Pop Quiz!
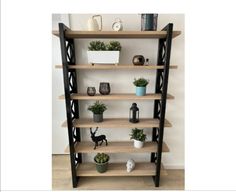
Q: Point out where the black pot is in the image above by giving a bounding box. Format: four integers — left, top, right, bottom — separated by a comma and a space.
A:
99, 82, 110, 95
132, 55, 145, 65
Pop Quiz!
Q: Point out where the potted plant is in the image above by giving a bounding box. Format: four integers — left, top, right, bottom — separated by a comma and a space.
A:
133, 78, 149, 96
94, 153, 110, 173
87, 40, 122, 64
88, 101, 107, 122
130, 128, 147, 148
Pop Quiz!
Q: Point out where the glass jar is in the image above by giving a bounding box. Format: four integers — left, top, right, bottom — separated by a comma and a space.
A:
99, 82, 110, 95
87, 87, 96, 96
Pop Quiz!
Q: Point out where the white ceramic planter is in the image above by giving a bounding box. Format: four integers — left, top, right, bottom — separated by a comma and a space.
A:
133, 139, 144, 148
87, 51, 120, 64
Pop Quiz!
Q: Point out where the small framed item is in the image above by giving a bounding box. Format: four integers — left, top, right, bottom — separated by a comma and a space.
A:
112, 18, 123, 31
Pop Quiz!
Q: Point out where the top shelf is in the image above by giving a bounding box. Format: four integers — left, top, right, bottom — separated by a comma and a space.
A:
52, 30, 181, 39
55, 64, 178, 70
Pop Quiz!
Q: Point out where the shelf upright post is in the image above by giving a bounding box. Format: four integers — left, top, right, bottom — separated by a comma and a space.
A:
58, 23, 81, 188
152, 23, 173, 187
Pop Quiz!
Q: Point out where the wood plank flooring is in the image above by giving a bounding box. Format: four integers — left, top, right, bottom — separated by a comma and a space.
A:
52, 154, 184, 190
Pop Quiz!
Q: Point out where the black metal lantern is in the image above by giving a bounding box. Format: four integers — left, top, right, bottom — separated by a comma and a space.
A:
129, 103, 139, 123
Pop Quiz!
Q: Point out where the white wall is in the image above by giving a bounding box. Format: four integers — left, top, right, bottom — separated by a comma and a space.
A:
52, 14, 70, 154
52, 14, 184, 169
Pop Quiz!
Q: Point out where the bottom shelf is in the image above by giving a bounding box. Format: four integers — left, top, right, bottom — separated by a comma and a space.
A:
76, 162, 167, 177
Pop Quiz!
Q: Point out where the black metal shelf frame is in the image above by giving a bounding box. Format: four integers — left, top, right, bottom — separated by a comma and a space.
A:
59, 23, 81, 187
150, 23, 173, 187
58, 23, 173, 188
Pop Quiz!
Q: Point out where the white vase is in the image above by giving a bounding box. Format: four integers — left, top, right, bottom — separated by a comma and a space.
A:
87, 51, 120, 64
134, 139, 144, 148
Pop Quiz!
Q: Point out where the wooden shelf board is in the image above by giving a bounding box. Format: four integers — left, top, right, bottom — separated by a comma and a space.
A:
76, 162, 167, 177
65, 141, 169, 153
59, 93, 174, 100
62, 118, 172, 128
52, 30, 181, 39
55, 64, 178, 70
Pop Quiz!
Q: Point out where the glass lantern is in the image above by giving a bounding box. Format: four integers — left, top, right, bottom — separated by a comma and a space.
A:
129, 103, 139, 123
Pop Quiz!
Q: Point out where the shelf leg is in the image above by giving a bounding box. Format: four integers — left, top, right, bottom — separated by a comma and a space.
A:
153, 23, 173, 187
58, 23, 82, 188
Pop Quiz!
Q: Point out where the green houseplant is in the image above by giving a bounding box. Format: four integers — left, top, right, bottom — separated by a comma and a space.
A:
133, 78, 149, 96
88, 41, 106, 51
94, 153, 110, 173
87, 41, 122, 64
130, 128, 147, 148
105, 41, 122, 51
88, 101, 107, 122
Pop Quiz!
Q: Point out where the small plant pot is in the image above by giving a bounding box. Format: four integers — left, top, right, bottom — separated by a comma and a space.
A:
95, 162, 109, 173
135, 86, 146, 96
87, 51, 120, 64
134, 139, 144, 148
93, 113, 103, 122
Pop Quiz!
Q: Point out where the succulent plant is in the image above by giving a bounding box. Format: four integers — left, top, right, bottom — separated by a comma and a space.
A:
106, 41, 122, 51
94, 153, 110, 164
88, 41, 106, 51
88, 41, 121, 51
130, 128, 147, 142
88, 101, 107, 114
133, 78, 149, 87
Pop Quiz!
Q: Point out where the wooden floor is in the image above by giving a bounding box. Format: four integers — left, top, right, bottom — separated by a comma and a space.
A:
52, 155, 184, 190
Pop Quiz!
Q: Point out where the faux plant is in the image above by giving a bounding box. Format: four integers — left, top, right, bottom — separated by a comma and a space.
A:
94, 153, 110, 164
88, 101, 107, 114
88, 41, 106, 51
130, 128, 147, 142
88, 41, 122, 51
106, 41, 122, 51
133, 78, 149, 87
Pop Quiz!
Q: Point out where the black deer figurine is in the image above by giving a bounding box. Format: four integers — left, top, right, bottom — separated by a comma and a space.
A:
90, 127, 108, 150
